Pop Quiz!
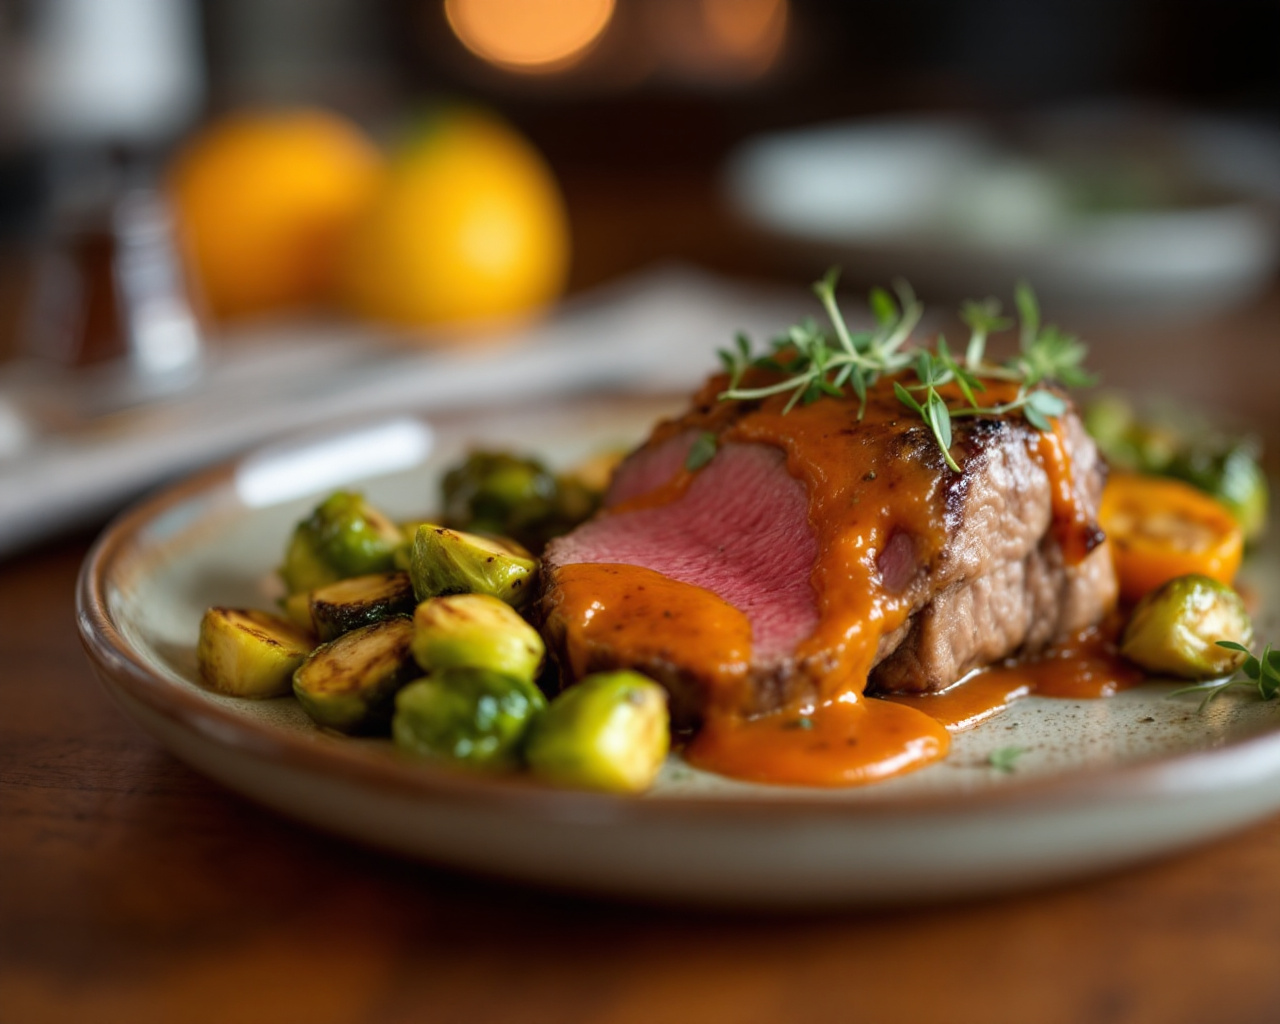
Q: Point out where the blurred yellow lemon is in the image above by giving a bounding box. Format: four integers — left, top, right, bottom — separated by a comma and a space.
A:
339, 108, 570, 329
169, 109, 382, 321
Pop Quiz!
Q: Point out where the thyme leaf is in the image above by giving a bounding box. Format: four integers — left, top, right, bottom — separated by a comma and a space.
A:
717, 270, 1095, 470
1172, 641, 1280, 711
685, 431, 718, 471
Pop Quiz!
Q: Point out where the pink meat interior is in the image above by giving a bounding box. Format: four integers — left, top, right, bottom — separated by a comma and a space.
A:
552, 434, 818, 664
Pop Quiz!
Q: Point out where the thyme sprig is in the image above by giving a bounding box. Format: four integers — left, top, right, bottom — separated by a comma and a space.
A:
1172, 641, 1280, 711
718, 271, 1095, 471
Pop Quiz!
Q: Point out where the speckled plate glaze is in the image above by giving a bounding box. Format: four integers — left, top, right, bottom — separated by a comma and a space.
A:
78, 396, 1280, 907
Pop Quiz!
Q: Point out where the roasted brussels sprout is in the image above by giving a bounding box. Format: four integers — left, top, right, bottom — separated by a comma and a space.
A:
392, 668, 546, 767
279, 491, 404, 594
1121, 574, 1254, 679
408, 524, 537, 607
524, 671, 670, 793
393, 519, 433, 571
441, 451, 603, 552
411, 593, 544, 681
443, 451, 556, 531
197, 608, 315, 698
309, 571, 416, 642
292, 617, 418, 733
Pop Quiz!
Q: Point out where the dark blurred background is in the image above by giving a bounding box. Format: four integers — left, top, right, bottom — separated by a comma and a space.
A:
1, 0, 1278, 553
2, 0, 1277, 306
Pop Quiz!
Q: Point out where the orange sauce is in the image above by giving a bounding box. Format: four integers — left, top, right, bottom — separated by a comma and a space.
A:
887, 622, 1143, 730
885, 672, 1032, 731
977, 622, 1145, 701
563, 373, 1115, 787
686, 694, 950, 787
1037, 426, 1105, 565
548, 563, 752, 705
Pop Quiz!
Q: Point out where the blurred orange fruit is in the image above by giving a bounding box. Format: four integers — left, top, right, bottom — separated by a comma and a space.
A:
168, 108, 382, 321
338, 108, 570, 330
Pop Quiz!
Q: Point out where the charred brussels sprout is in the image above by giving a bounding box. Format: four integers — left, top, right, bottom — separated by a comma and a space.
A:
197, 608, 315, 698
441, 451, 603, 552
1121, 574, 1254, 679
309, 571, 416, 642
293, 617, 418, 733
409, 524, 537, 607
443, 451, 556, 534
279, 491, 404, 594
411, 593, 544, 681
392, 668, 546, 767
525, 671, 670, 793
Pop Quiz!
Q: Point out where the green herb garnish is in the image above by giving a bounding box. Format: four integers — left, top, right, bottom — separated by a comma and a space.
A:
987, 746, 1029, 773
685, 431, 718, 471
1172, 640, 1280, 711
718, 271, 1094, 471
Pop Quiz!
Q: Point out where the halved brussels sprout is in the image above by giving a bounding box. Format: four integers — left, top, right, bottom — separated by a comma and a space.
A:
293, 617, 417, 733
411, 593, 544, 681
524, 671, 670, 793
440, 450, 604, 552
279, 491, 403, 594
197, 608, 314, 698
1121, 574, 1254, 679
309, 571, 416, 642
392, 668, 546, 768
409, 523, 537, 607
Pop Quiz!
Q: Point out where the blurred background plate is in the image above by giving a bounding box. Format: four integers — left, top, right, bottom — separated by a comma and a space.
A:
725, 109, 1280, 317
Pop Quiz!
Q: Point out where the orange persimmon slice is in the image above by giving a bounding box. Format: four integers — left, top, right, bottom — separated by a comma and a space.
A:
1099, 472, 1244, 602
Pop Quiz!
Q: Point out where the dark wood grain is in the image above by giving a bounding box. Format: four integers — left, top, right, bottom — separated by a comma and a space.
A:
4, 233, 1280, 1022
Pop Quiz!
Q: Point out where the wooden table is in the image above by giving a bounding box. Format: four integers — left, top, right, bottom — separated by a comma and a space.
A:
4, 266, 1280, 1023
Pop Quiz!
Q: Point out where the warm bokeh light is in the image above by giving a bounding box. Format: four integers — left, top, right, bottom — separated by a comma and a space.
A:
444, 0, 615, 73
646, 0, 788, 85
702, 0, 787, 70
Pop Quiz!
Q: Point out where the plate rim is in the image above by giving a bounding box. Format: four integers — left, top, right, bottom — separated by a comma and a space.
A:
76, 424, 1280, 828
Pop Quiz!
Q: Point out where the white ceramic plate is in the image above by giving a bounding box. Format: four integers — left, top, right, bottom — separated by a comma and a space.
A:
77, 396, 1280, 907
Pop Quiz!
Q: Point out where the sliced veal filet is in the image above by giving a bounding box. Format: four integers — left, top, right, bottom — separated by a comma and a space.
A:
540, 377, 1117, 726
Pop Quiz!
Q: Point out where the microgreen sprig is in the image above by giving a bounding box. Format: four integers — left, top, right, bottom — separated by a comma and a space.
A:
1172, 641, 1280, 711
718, 272, 1096, 471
